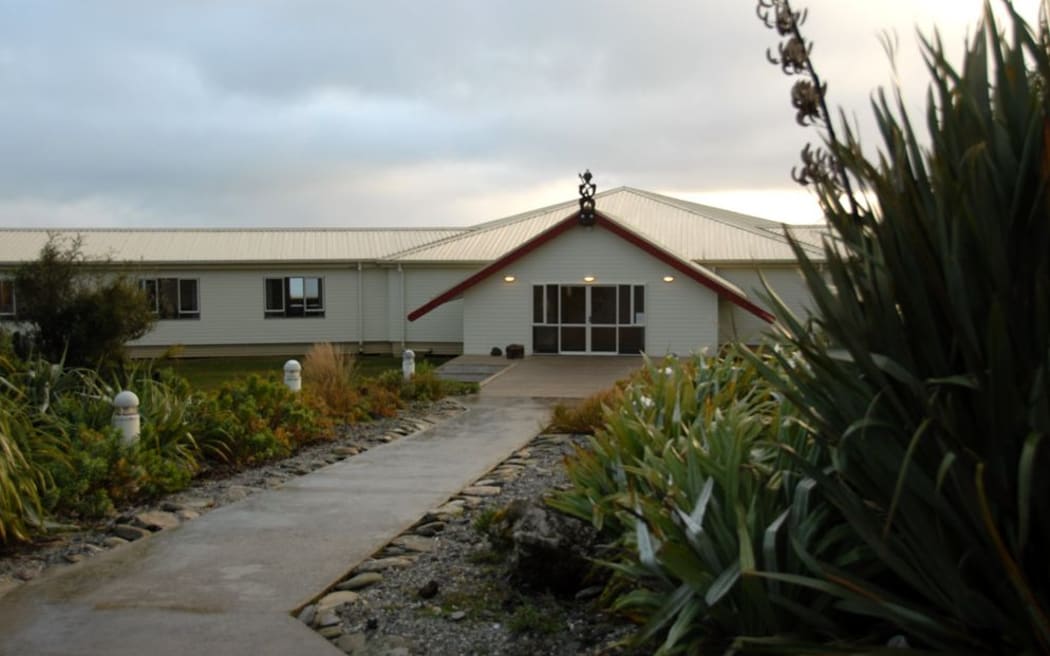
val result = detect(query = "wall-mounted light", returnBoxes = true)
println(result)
[662,275,675,283]
[503,275,516,283]
[583,275,596,283]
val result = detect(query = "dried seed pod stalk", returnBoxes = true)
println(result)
[757,0,858,215]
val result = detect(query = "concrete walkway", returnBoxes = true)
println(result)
[479,355,641,399]
[0,396,553,656]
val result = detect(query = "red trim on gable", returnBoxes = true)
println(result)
[406,210,775,324]
[406,214,579,321]
[594,215,776,322]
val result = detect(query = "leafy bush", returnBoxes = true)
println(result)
[748,3,1050,653]
[191,374,331,467]
[43,426,137,519]
[0,359,201,521]
[550,354,845,654]
[399,361,478,401]
[0,343,461,541]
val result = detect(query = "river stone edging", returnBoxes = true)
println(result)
[297,433,642,656]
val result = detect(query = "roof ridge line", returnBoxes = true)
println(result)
[620,188,824,256]
[382,190,618,260]
[0,227,469,233]
[385,187,638,260]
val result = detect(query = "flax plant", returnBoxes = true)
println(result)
[550,353,850,653]
[751,2,1050,652]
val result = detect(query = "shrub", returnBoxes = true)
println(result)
[302,343,368,421]
[550,353,846,653]
[43,425,139,519]
[749,3,1050,653]
[12,235,155,369]
[0,359,202,521]
[191,374,331,467]
[0,403,54,542]
[547,385,624,434]
[401,361,476,400]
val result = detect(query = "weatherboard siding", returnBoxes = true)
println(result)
[403,268,472,345]
[716,266,815,343]
[131,268,360,348]
[361,268,390,343]
[462,225,719,356]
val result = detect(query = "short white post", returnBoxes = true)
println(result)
[402,349,416,382]
[283,359,302,393]
[112,390,141,446]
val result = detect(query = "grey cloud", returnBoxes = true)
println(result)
[0,0,1020,228]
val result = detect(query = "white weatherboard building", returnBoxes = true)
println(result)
[0,188,825,358]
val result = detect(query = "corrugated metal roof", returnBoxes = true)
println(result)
[391,187,825,263]
[387,203,572,263]
[781,224,829,250]
[0,189,827,266]
[0,228,465,265]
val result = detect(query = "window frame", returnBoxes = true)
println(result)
[139,277,200,320]
[264,276,325,318]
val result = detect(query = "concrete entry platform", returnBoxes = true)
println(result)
[0,395,554,656]
[435,354,511,383]
[479,355,641,399]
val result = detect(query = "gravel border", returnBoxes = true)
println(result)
[296,432,644,656]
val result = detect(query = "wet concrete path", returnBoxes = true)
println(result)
[0,396,554,656]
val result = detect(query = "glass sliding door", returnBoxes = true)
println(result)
[589,285,618,353]
[559,285,587,352]
[532,283,646,354]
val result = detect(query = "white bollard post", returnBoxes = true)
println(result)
[402,349,416,382]
[283,359,302,393]
[112,390,141,446]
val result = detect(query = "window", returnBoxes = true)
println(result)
[265,276,324,318]
[140,278,200,320]
[0,279,15,318]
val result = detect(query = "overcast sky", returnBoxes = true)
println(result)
[0,1,1043,229]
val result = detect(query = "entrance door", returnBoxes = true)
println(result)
[589,286,618,352]
[559,285,587,352]
[533,284,646,354]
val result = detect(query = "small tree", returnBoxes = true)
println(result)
[13,235,155,368]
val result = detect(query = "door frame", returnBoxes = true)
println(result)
[531,282,646,355]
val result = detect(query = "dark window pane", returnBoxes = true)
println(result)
[546,285,558,324]
[618,285,631,324]
[265,278,284,312]
[0,280,14,315]
[561,286,586,324]
[634,285,645,317]
[591,327,617,352]
[179,279,199,314]
[560,326,586,351]
[591,286,616,324]
[140,279,158,314]
[618,327,645,354]
[158,278,179,319]
[533,286,543,323]
[286,278,304,316]
[533,326,558,353]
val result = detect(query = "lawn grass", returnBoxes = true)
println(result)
[158,353,455,390]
